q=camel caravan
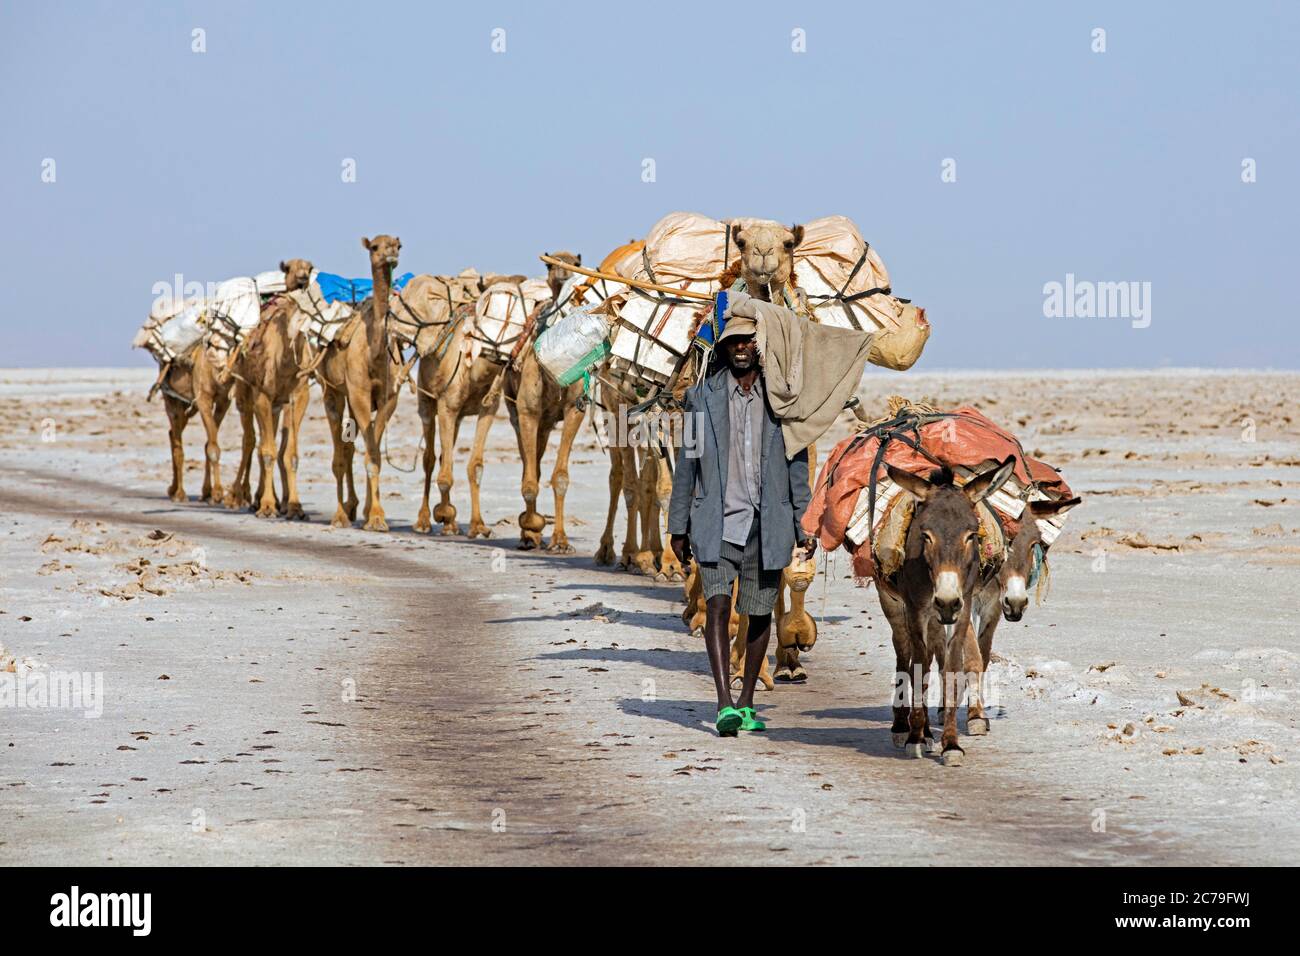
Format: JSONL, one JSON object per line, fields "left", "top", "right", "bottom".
{"left": 135, "top": 211, "right": 1081, "bottom": 765}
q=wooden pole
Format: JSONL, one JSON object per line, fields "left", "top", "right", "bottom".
{"left": 539, "top": 255, "right": 714, "bottom": 302}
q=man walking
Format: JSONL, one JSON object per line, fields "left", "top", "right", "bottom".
{"left": 668, "top": 304, "right": 815, "bottom": 736}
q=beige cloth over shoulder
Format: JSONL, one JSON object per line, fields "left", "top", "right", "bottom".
{"left": 729, "top": 290, "right": 922, "bottom": 457}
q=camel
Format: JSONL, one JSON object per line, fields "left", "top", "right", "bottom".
{"left": 504, "top": 252, "right": 587, "bottom": 551}
{"left": 147, "top": 344, "right": 231, "bottom": 504}
{"left": 223, "top": 258, "right": 316, "bottom": 519}
{"left": 313, "top": 235, "right": 410, "bottom": 532}
{"left": 404, "top": 269, "right": 525, "bottom": 537}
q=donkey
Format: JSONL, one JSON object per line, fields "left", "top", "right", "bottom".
{"left": 968, "top": 495, "right": 1082, "bottom": 728}
{"left": 874, "top": 457, "right": 1017, "bottom": 766}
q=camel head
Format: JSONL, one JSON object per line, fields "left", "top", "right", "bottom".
{"left": 544, "top": 251, "right": 581, "bottom": 301}
{"left": 279, "top": 259, "right": 314, "bottom": 293}
{"left": 361, "top": 235, "right": 402, "bottom": 276}
{"left": 732, "top": 222, "right": 804, "bottom": 302}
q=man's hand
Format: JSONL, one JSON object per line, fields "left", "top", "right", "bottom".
{"left": 671, "top": 534, "right": 692, "bottom": 566}
{"left": 800, "top": 537, "right": 817, "bottom": 560}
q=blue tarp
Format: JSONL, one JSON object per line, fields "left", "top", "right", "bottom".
{"left": 316, "top": 271, "right": 415, "bottom": 305}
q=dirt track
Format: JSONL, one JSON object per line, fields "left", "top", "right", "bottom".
{"left": 2, "top": 368, "right": 1297, "bottom": 865}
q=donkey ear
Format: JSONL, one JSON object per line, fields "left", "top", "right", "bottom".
{"left": 963, "top": 456, "right": 1017, "bottom": 504}
{"left": 885, "top": 463, "right": 933, "bottom": 502}
{"left": 1028, "top": 495, "right": 1082, "bottom": 518}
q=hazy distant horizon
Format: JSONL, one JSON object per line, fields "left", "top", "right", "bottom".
{"left": 3, "top": 1, "right": 1297, "bottom": 369}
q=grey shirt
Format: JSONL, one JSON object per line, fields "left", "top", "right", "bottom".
{"left": 722, "top": 374, "right": 766, "bottom": 546}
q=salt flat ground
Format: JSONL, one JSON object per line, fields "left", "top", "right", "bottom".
{"left": 1, "top": 367, "right": 1297, "bottom": 865}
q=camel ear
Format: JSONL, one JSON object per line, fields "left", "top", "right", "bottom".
{"left": 885, "top": 463, "right": 933, "bottom": 503}
{"left": 361, "top": 237, "right": 372, "bottom": 251}
{"left": 279, "top": 261, "right": 288, "bottom": 273}
{"left": 1027, "top": 495, "right": 1082, "bottom": 518}
{"left": 732, "top": 227, "right": 746, "bottom": 251}
{"left": 574, "top": 254, "right": 581, "bottom": 266}
{"left": 964, "top": 456, "right": 1017, "bottom": 504}
{"left": 787, "top": 224, "right": 805, "bottom": 250}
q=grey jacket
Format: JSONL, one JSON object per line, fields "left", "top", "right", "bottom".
{"left": 668, "top": 367, "right": 811, "bottom": 571}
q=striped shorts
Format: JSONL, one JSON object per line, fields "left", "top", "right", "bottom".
{"left": 697, "top": 520, "right": 781, "bottom": 615}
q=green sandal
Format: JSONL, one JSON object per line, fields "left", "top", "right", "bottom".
{"left": 738, "top": 707, "right": 766, "bottom": 732}
{"left": 716, "top": 706, "right": 744, "bottom": 736}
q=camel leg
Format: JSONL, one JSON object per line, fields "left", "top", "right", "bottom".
{"left": 253, "top": 392, "right": 280, "bottom": 519}
{"left": 595, "top": 449, "right": 622, "bottom": 565}
{"left": 654, "top": 449, "right": 685, "bottom": 583}
{"left": 414, "top": 391, "right": 437, "bottom": 534}
{"left": 433, "top": 401, "right": 461, "bottom": 535}
{"left": 195, "top": 388, "right": 223, "bottom": 505}
{"left": 362, "top": 388, "right": 401, "bottom": 532}
{"left": 466, "top": 397, "right": 499, "bottom": 539}
{"left": 514, "top": 406, "right": 546, "bottom": 550}
{"left": 631, "top": 450, "right": 659, "bottom": 575}
{"left": 163, "top": 394, "right": 188, "bottom": 502}
{"left": 545, "top": 398, "right": 584, "bottom": 554}
{"left": 617, "top": 445, "right": 640, "bottom": 570}
{"left": 774, "top": 582, "right": 807, "bottom": 683}
{"left": 224, "top": 384, "right": 255, "bottom": 510}
{"left": 683, "top": 562, "right": 706, "bottom": 635}
{"left": 280, "top": 381, "right": 309, "bottom": 520}
{"left": 346, "top": 377, "right": 386, "bottom": 532}
{"left": 322, "top": 386, "right": 354, "bottom": 528}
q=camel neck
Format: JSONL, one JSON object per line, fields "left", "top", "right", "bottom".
{"left": 372, "top": 263, "right": 392, "bottom": 324}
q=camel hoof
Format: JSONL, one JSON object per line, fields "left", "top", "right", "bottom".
{"left": 666, "top": 569, "right": 685, "bottom": 583}
{"left": 967, "top": 717, "right": 990, "bottom": 736}
{"left": 255, "top": 505, "right": 276, "bottom": 519}
{"left": 441, "top": 523, "right": 460, "bottom": 536}
{"left": 594, "top": 544, "right": 615, "bottom": 566}
{"left": 468, "top": 524, "right": 492, "bottom": 539}
{"left": 788, "top": 665, "right": 808, "bottom": 683}
{"left": 924, "top": 736, "right": 937, "bottom": 755}
{"left": 517, "top": 534, "right": 541, "bottom": 551}
{"left": 169, "top": 489, "right": 188, "bottom": 503}
{"left": 546, "top": 539, "right": 575, "bottom": 555}
{"left": 892, "top": 732, "right": 909, "bottom": 749}
{"left": 364, "top": 518, "right": 389, "bottom": 533}
{"left": 690, "top": 626, "right": 704, "bottom": 639}
{"left": 729, "top": 674, "right": 744, "bottom": 689}
{"left": 413, "top": 511, "right": 432, "bottom": 534}
{"left": 331, "top": 511, "right": 351, "bottom": 529}
{"left": 906, "top": 743, "right": 925, "bottom": 759}
{"left": 941, "top": 748, "right": 965, "bottom": 767}
{"left": 285, "top": 504, "right": 306, "bottom": 521}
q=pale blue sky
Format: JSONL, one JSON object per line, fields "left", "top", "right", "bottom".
{"left": 1, "top": 0, "right": 1296, "bottom": 368}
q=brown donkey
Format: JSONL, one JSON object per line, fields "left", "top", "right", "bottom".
{"left": 874, "top": 457, "right": 1016, "bottom": 766}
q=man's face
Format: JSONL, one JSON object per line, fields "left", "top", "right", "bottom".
{"left": 723, "top": 334, "right": 758, "bottom": 373}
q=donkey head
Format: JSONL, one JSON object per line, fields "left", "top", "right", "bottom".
{"left": 998, "top": 496, "right": 1081, "bottom": 621}
{"left": 887, "top": 457, "right": 1017, "bottom": 625}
